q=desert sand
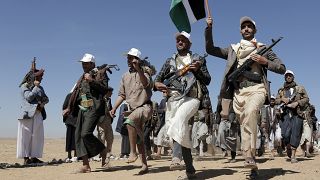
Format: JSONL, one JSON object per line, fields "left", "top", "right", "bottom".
{"left": 0, "top": 136, "right": 319, "bottom": 180}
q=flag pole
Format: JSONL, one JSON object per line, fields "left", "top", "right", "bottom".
{"left": 205, "top": 0, "right": 211, "bottom": 18}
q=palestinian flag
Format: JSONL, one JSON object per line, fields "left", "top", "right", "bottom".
{"left": 170, "top": 0, "right": 206, "bottom": 33}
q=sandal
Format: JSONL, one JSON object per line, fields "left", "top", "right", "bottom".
{"left": 101, "top": 158, "right": 111, "bottom": 168}
{"left": 126, "top": 154, "right": 138, "bottom": 164}
{"left": 170, "top": 163, "right": 185, "bottom": 171}
{"left": 305, "top": 152, "right": 311, "bottom": 158}
{"left": 138, "top": 168, "right": 149, "bottom": 175}
{"left": 24, "top": 158, "right": 32, "bottom": 165}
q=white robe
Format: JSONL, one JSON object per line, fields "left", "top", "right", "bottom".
{"left": 166, "top": 96, "right": 200, "bottom": 149}
{"left": 17, "top": 111, "right": 44, "bottom": 158}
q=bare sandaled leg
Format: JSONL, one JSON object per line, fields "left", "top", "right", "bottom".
{"left": 138, "top": 165, "right": 149, "bottom": 175}
{"left": 170, "top": 163, "right": 185, "bottom": 171}
{"left": 101, "top": 158, "right": 110, "bottom": 167}
{"left": 126, "top": 154, "right": 138, "bottom": 164}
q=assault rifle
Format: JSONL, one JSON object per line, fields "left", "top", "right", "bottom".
{"left": 163, "top": 53, "right": 208, "bottom": 93}
{"left": 30, "top": 57, "right": 37, "bottom": 84}
{"left": 277, "top": 92, "right": 297, "bottom": 115}
{"left": 90, "top": 63, "right": 120, "bottom": 81}
{"left": 139, "top": 56, "right": 151, "bottom": 68}
{"left": 91, "top": 64, "right": 120, "bottom": 74}
{"left": 29, "top": 57, "right": 47, "bottom": 111}
{"left": 227, "top": 37, "right": 283, "bottom": 89}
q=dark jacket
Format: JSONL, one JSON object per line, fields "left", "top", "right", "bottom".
{"left": 205, "top": 26, "right": 286, "bottom": 102}
{"left": 155, "top": 52, "right": 211, "bottom": 109}
{"left": 62, "top": 93, "right": 77, "bottom": 127}
{"left": 275, "top": 84, "right": 310, "bottom": 119}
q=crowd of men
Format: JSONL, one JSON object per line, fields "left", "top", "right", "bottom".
{"left": 17, "top": 16, "right": 318, "bottom": 179}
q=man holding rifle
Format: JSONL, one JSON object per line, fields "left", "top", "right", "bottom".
{"left": 110, "top": 48, "right": 153, "bottom": 175}
{"left": 154, "top": 31, "right": 211, "bottom": 179}
{"left": 275, "top": 70, "right": 310, "bottom": 163}
{"left": 63, "top": 53, "right": 109, "bottom": 173}
{"left": 205, "top": 16, "right": 286, "bottom": 178}
{"left": 17, "top": 59, "right": 49, "bottom": 165}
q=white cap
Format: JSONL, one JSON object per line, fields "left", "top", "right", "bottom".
{"left": 271, "top": 95, "right": 276, "bottom": 99}
{"left": 175, "top": 31, "right": 191, "bottom": 42}
{"left": 240, "top": 16, "right": 256, "bottom": 28}
{"left": 285, "top": 70, "right": 295, "bottom": 76}
{"left": 79, "top": 53, "right": 95, "bottom": 63}
{"left": 126, "top": 48, "right": 141, "bottom": 59}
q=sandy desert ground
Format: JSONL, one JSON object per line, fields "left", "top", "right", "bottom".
{"left": 0, "top": 136, "right": 319, "bottom": 180}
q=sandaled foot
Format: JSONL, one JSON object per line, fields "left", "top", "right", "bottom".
{"left": 24, "top": 158, "right": 31, "bottom": 165}
{"left": 244, "top": 158, "right": 257, "bottom": 169}
{"left": 170, "top": 163, "right": 185, "bottom": 171}
{"left": 146, "top": 156, "right": 153, "bottom": 160}
{"left": 126, "top": 154, "right": 138, "bottom": 164}
{"left": 138, "top": 166, "right": 148, "bottom": 175}
{"left": 305, "top": 152, "right": 311, "bottom": 158}
{"left": 102, "top": 158, "right": 111, "bottom": 168}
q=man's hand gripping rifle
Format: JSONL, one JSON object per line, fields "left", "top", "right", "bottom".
{"left": 90, "top": 64, "right": 120, "bottom": 81}
{"left": 227, "top": 37, "right": 283, "bottom": 89}
{"left": 277, "top": 93, "right": 297, "bottom": 115}
{"left": 163, "top": 53, "right": 207, "bottom": 94}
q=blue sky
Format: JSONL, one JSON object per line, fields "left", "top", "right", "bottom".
{"left": 0, "top": 0, "right": 319, "bottom": 138}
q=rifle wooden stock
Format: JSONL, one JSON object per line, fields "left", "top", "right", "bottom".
{"left": 164, "top": 53, "right": 207, "bottom": 87}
